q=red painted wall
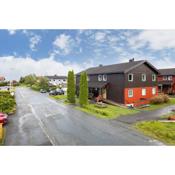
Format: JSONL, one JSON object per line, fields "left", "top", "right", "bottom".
{"left": 124, "top": 86, "right": 158, "bottom": 106}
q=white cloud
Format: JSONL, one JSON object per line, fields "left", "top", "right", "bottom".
{"left": 94, "top": 32, "right": 107, "bottom": 42}
{"left": 53, "top": 34, "right": 74, "bottom": 55}
{"left": 129, "top": 30, "right": 175, "bottom": 50}
{"left": 0, "top": 56, "right": 94, "bottom": 81}
{"left": 29, "top": 35, "right": 41, "bottom": 51}
{"left": 8, "top": 29, "right": 17, "bottom": 35}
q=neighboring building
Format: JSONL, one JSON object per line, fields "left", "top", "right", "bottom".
{"left": 76, "top": 59, "right": 159, "bottom": 107}
{"left": 0, "top": 76, "right": 5, "bottom": 82}
{"left": 46, "top": 75, "right": 67, "bottom": 87}
{"left": 158, "top": 68, "right": 175, "bottom": 94}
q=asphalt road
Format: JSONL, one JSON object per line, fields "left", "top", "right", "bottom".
{"left": 5, "top": 87, "right": 163, "bottom": 146}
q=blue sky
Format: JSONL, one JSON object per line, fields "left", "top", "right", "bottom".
{"left": 0, "top": 29, "right": 175, "bottom": 80}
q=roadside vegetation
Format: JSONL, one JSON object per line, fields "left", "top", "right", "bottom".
{"left": 51, "top": 95, "right": 67, "bottom": 100}
{"left": 76, "top": 103, "right": 138, "bottom": 119}
{"left": 0, "top": 91, "right": 16, "bottom": 114}
{"left": 19, "top": 74, "right": 50, "bottom": 91}
{"left": 135, "top": 121, "right": 175, "bottom": 145}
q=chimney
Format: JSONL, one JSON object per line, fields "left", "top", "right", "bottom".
{"left": 129, "top": 58, "right": 135, "bottom": 62}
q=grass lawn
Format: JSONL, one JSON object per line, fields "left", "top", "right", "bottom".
{"left": 135, "top": 121, "right": 175, "bottom": 145}
{"left": 51, "top": 95, "right": 67, "bottom": 100}
{"left": 140, "top": 98, "right": 175, "bottom": 111}
{"left": 76, "top": 103, "right": 138, "bottom": 119}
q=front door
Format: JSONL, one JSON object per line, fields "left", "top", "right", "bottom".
{"left": 102, "top": 88, "right": 107, "bottom": 99}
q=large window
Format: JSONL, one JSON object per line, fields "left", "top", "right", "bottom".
{"left": 98, "top": 75, "right": 103, "bottom": 81}
{"left": 128, "top": 74, "right": 133, "bottom": 82}
{"left": 152, "top": 87, "right": 156, "bottom": 95}
{"left": 128, "top": 89, "right": 133, "bottom": 98}
{"left": 142, "top": 88, "right": 146, "bottom": 96}
{"left": 142, "top": 74, "right": 146, "bottom": 82}
{"left": 152, "top": 74, "right": 156, "bottom": 81}
{"left": 103, "top": 74, "right": 107, "bottom": 81}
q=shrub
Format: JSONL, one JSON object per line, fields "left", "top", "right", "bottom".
{"left": 0, "top": 124, "right": 3, "bottom": 144}
{"left": 150, "top": 94, "right": 170, "bottom": 104}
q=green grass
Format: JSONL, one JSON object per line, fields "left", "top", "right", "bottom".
{"left": 135, "top": 121, "right": 175, "bottom": 145}
{"left": 76, "top": 103, "right": 138, "bottom": 119}
{"left": 51, "top": 95, "right": 67, "bottom": 100}
{"left": 140, "top": 98, "right": 175, "bottom": 111}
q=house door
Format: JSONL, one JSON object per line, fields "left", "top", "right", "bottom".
{"left": 102, "top": 88, "right": 107, "bottom": 99}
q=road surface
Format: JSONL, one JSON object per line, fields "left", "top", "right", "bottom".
{"left": 5, "top": 87, "right": 163, "bottom": 145}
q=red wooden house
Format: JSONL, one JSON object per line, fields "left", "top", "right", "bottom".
{"left": 158, "top": 68, "right": 175, "bottom": 94}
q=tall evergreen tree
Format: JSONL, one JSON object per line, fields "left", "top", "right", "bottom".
{"left": 67, "top": 70, "right": 75, "bottom": 103}
{"left": 79, "top": 72, "right": 88, "bottom": 106}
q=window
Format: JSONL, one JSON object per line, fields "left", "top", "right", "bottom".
{"left": 103, "top": 74, "right": 107, "bottom": 81}
{"left": 142, "top": 88, "right": 146, "bottom": 96}
{"left": 128, "top": 74, "right": 133, "bottom": 82}
{"left": 128, "top": 89, "right": 133, "bottom": 98}
{"left": 152, "top": 87, "right": 156, "bottom": 95}
{"left": 168, "top": 76, "right": 172, "bottom": 81}
{"left": 98, "top": 75, "right": 102, "bottom": 81}
{"left": 87, "top": 76, "right": 90, "bottom": 81}
{"left": 142, "top": 74, "right": 146, "bottom": 82}
{"left": 152, "top": 74, "right": 156, "bottom": 81}
{"left": 163, "top": 76, "right": 167, "bottom": 80}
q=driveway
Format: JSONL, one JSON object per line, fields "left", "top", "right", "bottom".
{"left": 5, "top": 87, "right": 163, "bottom": 145}
{"left": 117, "top": 105, "right": 175, "bottom": 124}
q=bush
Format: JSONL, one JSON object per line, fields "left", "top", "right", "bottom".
{"left": 0, "top": 124, "right": 3, "bottom": 144}
{"left": 150, "top": 94, "right": 170, "bottom": 104}
{"left": 0, "top": 91, "right": 16, "bottom": 114}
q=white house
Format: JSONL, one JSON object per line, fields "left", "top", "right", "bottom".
{"left": 46, "top": 75, "right": 67, "bottom": 87}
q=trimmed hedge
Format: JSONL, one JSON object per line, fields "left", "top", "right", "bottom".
{"left": 0, "top": 124, "right": 4, "bottom": 144}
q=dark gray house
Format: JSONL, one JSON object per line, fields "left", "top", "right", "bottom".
{"left": 76, "top": 59, "right": 159, "bottom": 106}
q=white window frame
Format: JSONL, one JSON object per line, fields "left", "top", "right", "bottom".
{"left": 142, "top": 74, "right": 146, "bottom": 82}
{"left": 163, "top": 76, "right": 168, "bottom": 80}
{"left": 128, "top": 73, "right": 133, "bottom": 82}
{"left": 103, "top": 74, "right": 107, "bottom": 81}
{"left": 128, "top": 89, "right": 133, "bottom": 98}
{"left": 142, "top": 88, "right": 146, "bottom": 96}
{"left": 152, "top": 74, "right": 156, "bottom": 81}
{"left": 98, "top": 75, "right": 102, "bottom": 81}
{"left": 168, "top": 76, "right": 172, "bottom": 81}
{"left": 152, "top": 87, "right": 156, "bottom": 95}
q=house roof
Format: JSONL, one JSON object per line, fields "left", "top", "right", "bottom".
{"left": 77, "top": 60, "right": 159, "bottom": 75}
{"left": 88, "top": 82, "right": 108, "bottom": 88}
{"left": 46, "top": 75, "right": 67, "bottom": 79}
{"left": 159, "top": 68, "right": 175, "bottom": 76}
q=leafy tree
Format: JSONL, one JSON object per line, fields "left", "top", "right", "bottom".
{"left": 79, "top": 72, "right": 88, "bottom": 106}
{"left": 67, "top": 70, "right": 75, "bottom": 103}
{"left": 38, "top": 77, "right": 49, "bottom": 90}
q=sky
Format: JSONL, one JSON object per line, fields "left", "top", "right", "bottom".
{"left": 0, "top": 29, "right": 175, "bottom": 80}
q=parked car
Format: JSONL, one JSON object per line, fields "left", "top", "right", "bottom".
{"left": 40, "top": 89, "right": 47, "bottom": 93}
{"left": 56, "top": 89, "right": 64, "bottom": 95}
{"left": 0, "top": 113, "right": 8, "bottom": 125}
{"left": 49, "top": 89, "right": 64, "bottom": 95}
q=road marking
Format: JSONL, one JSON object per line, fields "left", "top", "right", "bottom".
{"left": 28, "top": 104, "right": 57, "bottom": 145}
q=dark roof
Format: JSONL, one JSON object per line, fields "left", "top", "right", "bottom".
{"left": 46, "top": 75, "right": 67, "bottom": 79}
{"left": 77, "top": 60, "right": 159, "bottom": 75}
{"left": 158, "top": 81, "right": 173, "bottom": 85}
{"left": 88, "top": 82, "right": 108, "bottom": 88}
{"left": 159, "top": 68, "right": 175, "bottom": 76}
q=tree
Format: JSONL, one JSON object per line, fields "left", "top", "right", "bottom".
{"left": 79, "top": 72, "right": 88, "bottom": 106}
{"left": 67, "top": 70, "right": 75, "bottom": 103}
{"left": 38, "top": 77, "right": 49, "bottom": 90}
